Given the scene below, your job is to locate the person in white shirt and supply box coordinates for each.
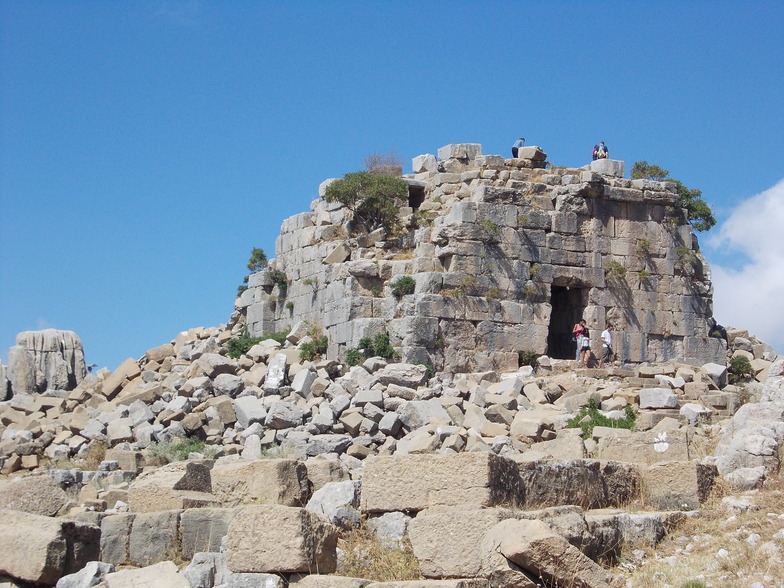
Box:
[599,323,613,368]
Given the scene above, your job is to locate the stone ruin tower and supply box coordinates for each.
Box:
[235,143,726,373]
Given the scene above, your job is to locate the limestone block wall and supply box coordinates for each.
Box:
[237,143,724,373]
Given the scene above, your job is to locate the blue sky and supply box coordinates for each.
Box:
[2,1,783,371]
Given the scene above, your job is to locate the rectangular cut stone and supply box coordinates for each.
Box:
[642,461,718,510]
[226,505,338,574]
[211,459,309,507]
[360,453,522,513]
[596,429,691,465]
[408,507,520,578]
[180,507,240,559]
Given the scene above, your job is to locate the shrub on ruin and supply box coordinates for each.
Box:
[519,350,539,370]
[632,161,716,231]
[565,398,636,440]
[324,171,408,234]
[390,276,416,298]
[146,437,214,465]
[603,260,627,280]
[299,334,328,362]
[227,328,263,359]
[237,247,268,296]
[728,355,754,384]
[354,332,395,360]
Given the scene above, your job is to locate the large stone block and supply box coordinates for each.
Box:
[100,513,135,565]
[226,505,338,574]
[437,143,482,161]
[408,506,520,579]
[642,460,718,510]
[211,458,310,507]
[361,453,523,513]
[590,159,625,178]
[128,510,181,567]
[0,509,100,585]
[596,429,692,465]
[180,507,240,560]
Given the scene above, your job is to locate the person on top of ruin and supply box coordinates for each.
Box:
[597,141,609,159]
[592,144,600,160]
[511,137,525,158]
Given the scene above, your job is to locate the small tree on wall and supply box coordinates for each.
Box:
[631,161,716,232]
[324,171,408,234]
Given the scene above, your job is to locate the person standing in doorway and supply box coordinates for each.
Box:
[599,323,613,368]
[580,326,592,367]
[512,137,525,158]
[572,319,586,361]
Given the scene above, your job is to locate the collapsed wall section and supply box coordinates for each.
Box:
[236,143,725,373]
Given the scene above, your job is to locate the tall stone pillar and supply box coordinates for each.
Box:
[7,329,87,395]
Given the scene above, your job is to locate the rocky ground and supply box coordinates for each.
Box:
[0,322,782,587]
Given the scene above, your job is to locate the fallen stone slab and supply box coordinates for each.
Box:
[361,453,523,513]
[483,518,624,588]
[128,510,181,567]
[55,561,115,588]
[0,509,100,586]
[226,505,338,574]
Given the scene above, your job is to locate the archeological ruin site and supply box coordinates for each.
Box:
[1,144,783,588]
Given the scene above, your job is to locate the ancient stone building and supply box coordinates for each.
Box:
[236,143,725,373]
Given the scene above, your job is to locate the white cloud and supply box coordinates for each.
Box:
[708,178,784,353]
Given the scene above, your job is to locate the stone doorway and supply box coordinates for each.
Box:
[548,285,585,359]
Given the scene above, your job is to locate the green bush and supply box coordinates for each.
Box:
[390,276,416,298]
[603,260,627,279]
[269,269,288,292]
[728,355,754,384]
[300,334,328,362]
[323,171,408,234]
[146,437,214,465]
[345,348,364,366]
[519,351,539,369]
[565,398,636,439]
[227,329,263,359]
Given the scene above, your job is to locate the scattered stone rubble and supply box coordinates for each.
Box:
[0,319,780,586]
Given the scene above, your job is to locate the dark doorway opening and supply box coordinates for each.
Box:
[408,184,425,209]
[548,285,585,359]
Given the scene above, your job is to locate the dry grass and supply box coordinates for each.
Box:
[618,473,784,587]
[336,525,422,582]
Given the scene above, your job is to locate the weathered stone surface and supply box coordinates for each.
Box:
[596,429,692,465]
[211,459,310,507]
[180,507,239,559]
[0,474,71,516]
[642,460,717,510]
[305,480,361,529]
[8,329,87,394]
[639,387,678,409]
[55,560,115,588]
[128,510,181,567]
[101,560,189,588]
[408,506,520,578]
[183,552,231,588]
[0,509,100,585]
[485,518,624,587]
[289,575,371,587]
[361,453,522,513]
[128,462,217,513]
[226,505,338,574]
